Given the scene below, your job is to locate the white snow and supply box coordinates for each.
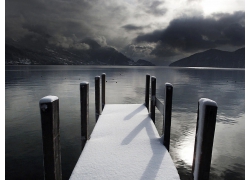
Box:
[80,81,89,85]
[193,98,217,180]
[39,95,58,104]
[165,83,172,86]
[70,104,180,180]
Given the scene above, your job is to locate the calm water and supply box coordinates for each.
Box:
[5,65,245,180]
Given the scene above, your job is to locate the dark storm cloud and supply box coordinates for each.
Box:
[134,11,245,57]
[5,0,245,63]
[122,24,144,31]
[138,0,168,16]
[135,45,154,50]
[22,24,51,38]
[146,1,168,16]
[6,0,93,38]
[222,23,245,46]
[5,0,138,50]
[121,24,152,32]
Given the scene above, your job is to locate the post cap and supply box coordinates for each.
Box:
[80,81,89,85]
[151,76,156,81]
[199,98,217,107]
[39,95,58,104]
[165,83,173,87]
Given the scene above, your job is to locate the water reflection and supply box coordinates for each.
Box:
[5,66,244,179]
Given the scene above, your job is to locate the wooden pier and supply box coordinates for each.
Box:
[70,104,179,179]
[39,73,218,180]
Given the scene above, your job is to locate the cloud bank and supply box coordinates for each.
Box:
[5,0,245,64]
[134,11,245,58]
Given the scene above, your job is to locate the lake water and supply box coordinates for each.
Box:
[5,65,245,179]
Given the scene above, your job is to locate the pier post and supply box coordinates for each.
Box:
[39,96,62,180]
[192,98,217,180]
[145,74,150,111]
[95,76,101,122]
[163,83,173,151]
[101,73,106,110]
[80,82,89,150]
[150,76,156,123]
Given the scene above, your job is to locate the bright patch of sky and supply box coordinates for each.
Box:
[201,0,245,16]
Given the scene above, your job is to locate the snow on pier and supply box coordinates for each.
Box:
[39,74,218,180]
[70,104,180,180]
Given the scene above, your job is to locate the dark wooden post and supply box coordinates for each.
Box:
[95,76,101,122]
[163,83,173,151]
[145,74,150,111]
[80,82,89,150]
[101,73,106,110]
[39,96,62,180]
[150,76,156,123]
[192,98,217,180]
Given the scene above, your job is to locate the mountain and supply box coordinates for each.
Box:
[169,48,245,68]
[5,38,154,66]
[135,59,155,66]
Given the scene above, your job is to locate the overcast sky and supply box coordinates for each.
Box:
[5,0,245,64]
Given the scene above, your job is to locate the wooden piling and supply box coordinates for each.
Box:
[192,98,217,180]
[101,73,106,110]
[150,76,156,123]
[95,76,101,122]
[145,74,150,111]
[39,96,62,180]
[163,83,173,151]
[80,82,89,150]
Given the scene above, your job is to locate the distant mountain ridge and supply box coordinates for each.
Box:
[5,38,154,66]
[169,48,245,68]
[135,59,155,66]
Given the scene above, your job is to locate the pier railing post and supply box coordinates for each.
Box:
[150,76,156,123]
[163,83,173,151]
[192,98,217,180]
[80,82,89,150]
[95,76,101,122]
[145,74,150,111]
[101,73,106,110]
[39,96,62,180]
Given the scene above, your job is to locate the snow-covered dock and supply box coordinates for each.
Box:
[70,104,180,180]
[39,73,218,180]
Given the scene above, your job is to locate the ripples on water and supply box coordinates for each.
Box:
[5,65,245,179]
